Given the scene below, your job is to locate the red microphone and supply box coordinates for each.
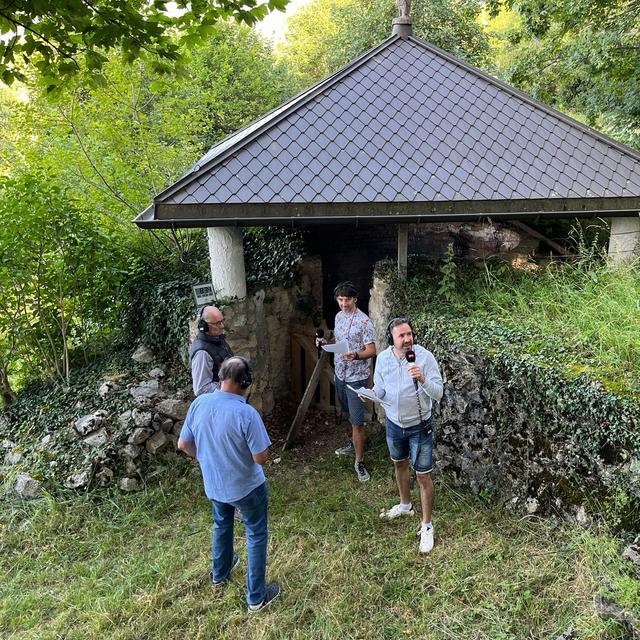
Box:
[406,350,418,390]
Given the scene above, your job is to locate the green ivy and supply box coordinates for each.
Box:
[243,227,307,287]
[377,257,640,529]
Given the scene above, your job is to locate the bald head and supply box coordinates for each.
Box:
[201,305,225,337]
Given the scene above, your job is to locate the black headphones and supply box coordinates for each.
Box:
[236,356,253,390]
[197,306,208,333]
[385,317,416,346]
[333,280,358,299]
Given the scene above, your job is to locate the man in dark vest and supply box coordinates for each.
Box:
[190,305,234,396]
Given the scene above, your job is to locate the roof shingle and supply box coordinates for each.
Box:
[137,34,640,227]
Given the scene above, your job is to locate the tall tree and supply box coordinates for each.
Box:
[0,172,128,385]
[279,0,492,89]
[0,0,289,91]
[1,22,294,257]
[488,0,640,148]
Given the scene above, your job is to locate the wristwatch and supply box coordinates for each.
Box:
[354,352,360,360]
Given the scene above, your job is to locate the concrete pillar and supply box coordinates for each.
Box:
[207,227,247,300]
[608,216,640,263]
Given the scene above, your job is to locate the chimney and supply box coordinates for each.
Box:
[392,0,412,38]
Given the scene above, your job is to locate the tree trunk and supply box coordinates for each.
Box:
[0,365,15,405]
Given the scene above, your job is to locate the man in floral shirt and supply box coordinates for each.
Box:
[318,281,376,482]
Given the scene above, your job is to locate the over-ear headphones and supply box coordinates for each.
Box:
[197,306,208,333]
[385,317,416,346]
[236,356,253,390]
[333,280,358,299]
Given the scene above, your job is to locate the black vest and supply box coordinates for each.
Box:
[189,334,234,383]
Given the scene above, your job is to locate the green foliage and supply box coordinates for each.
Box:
[437,242,459,304]
[382,253,640,395]
[0,171,129,385]
[0,23,299,392]
[2,23,294,237]
[244,227,307,287]
[0,0,290,92]
[487,0,640,148]
[280,0,492,88]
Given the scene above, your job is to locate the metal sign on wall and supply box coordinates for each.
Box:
[192,283,216,307]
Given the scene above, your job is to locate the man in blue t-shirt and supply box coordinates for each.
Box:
[178,356,279,613]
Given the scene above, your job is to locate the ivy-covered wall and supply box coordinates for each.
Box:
[372,268,640,531]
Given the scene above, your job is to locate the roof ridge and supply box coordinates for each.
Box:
[406,35,640,164]
[155,35,402,204]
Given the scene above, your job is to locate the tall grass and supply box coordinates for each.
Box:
[1,436,635,640]
[469,258,640,391]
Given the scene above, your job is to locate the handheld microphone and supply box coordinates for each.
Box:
[406,349,418,390]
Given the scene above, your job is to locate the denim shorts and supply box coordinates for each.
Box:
[385,417,433,474]
[335,376,369,426]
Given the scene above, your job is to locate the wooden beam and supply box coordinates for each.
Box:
[510,220,575,257]
[398,223,408,279]
[283,350,329,450]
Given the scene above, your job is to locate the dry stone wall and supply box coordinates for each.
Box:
[2,281,307,495]
[369,273,640,526]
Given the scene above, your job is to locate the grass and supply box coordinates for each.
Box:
[1,432,636,640]
[400,255,640,394]
[474,259,640,391]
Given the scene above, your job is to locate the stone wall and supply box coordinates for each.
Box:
[190,258,321,414]
[368,273,640,524]
[3,272,319,496]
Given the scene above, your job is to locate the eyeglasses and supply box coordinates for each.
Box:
[210,319,225,327]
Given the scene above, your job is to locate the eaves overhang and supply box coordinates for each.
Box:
[134,198,640,229]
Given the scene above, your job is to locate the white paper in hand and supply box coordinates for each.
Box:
[322,340,349,355]
[347,385,386,404]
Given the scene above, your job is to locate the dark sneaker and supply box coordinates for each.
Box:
[355,460,370,482]
[247,581,280,613]
[211,553,239,586]
[335,441,354,456]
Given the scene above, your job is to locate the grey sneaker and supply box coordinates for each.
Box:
[247,582,280,613]
[355,460,370,482]
[211,553,239,586]
[335,441,354,456]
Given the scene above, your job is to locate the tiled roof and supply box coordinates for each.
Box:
[136,34,640,228]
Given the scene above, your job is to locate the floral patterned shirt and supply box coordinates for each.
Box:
[333,308,375,382]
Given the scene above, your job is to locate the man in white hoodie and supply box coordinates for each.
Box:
[371,317,443,554]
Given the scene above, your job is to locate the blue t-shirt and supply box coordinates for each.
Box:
[180,390,272,502]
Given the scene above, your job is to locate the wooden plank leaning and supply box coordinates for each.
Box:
[283,349,329,450]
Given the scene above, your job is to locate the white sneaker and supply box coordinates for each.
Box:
[418,525,434,553]
[379,503,415,520]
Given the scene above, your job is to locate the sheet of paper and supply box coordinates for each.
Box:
[322,340,349,355]
[347,385,386,404]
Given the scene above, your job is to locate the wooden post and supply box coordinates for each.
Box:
[398,223,408,279]
[283,350,329,450]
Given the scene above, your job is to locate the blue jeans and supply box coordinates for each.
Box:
[385,417,434,473]
[211,482,268,606]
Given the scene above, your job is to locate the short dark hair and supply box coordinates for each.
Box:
[333,280,358,298]
[219,357,249,384]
